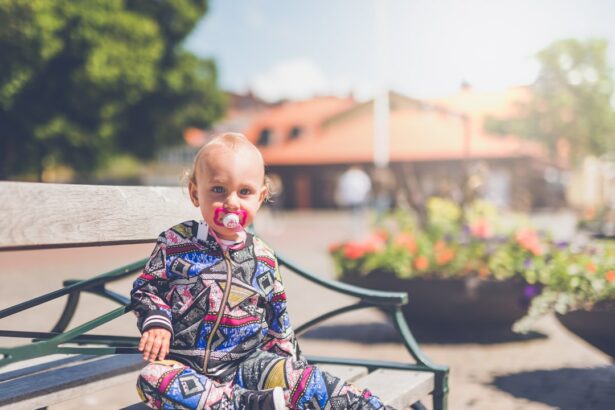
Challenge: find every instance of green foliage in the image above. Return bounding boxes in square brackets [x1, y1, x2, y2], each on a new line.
[486, 38, 615, 160]
[0, 0, 225, 180]
[330, 199, 544, 280]
[330, 198, 615, 334]
[513, 241, 615, 332]
[330, 198, 613, 290]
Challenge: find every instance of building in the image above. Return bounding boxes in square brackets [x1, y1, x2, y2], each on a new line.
[243, 88, 562, 211]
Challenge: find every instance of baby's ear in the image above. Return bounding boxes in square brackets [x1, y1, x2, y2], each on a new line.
[258, 185, 269, 204]
[188, 181, 199, 207]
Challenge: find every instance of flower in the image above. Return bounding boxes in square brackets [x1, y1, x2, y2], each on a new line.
[515, 228, 542, 256]
[329, 198, 614, 317]
[434, 240, 455, 266]
[470, 218, 492, 239]
[342, 242, 368, 260]
[513, 240, 615, 333]
[414, 255, 429, 271]
[328, 197, 615, 336]
[394, 232, 417, 254]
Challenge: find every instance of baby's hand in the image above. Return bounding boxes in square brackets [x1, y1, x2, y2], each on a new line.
[138, 327, 171, 362]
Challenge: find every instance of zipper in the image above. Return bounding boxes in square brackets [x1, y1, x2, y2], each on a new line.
[203, 250, 234, 373]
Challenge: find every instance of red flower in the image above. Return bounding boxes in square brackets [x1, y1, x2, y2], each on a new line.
[606, 270, 615, 282]
[343, 242, 367, 260]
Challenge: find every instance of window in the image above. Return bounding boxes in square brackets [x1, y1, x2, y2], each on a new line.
[288, 126, 302, 140]
[257, 128, 271, 146]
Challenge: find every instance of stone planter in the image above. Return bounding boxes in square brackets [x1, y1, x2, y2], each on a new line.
[556, 302, 615, 359]
[342, 271, 538, 340]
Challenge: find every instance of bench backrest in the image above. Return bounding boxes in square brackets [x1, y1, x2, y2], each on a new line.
[0, 182, 201, 251]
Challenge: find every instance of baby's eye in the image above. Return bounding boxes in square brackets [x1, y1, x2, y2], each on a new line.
[211, 186, 225, 194]
[239, 188, 252, 195]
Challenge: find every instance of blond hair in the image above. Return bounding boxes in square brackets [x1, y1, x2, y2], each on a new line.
[186, 132, 273, 201]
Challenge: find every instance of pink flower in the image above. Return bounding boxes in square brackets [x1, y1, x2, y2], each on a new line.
[515, 229, 542, 256]
[470, 219, 492, 239]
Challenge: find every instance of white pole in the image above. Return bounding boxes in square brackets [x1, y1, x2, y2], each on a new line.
[373, 0, 390, 169]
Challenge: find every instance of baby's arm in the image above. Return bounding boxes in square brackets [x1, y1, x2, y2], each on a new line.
[131, 235, 174, 361]
[261, 256, 304, 361]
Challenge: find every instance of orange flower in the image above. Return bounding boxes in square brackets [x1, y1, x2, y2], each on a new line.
[434, 240, 455, 265]
[470, 219, 492, 239]
[606, 270, 615, 282]
[395, 232, 417, 254]
[586, 263, 597, 274]
[373, 229, 389, 241]
[414, 255, 429, 271]
[436, 248, 455, 266]
[478, 265, 490, 278]
[515, 228, 542, 256]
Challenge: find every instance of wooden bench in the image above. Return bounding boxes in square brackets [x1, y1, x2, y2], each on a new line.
[0, 182, 449, 409]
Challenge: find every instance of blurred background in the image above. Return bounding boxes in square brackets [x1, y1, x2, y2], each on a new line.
[1, 0, 613, 226]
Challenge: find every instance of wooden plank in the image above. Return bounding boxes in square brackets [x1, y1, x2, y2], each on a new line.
[353, 369, 434, 408]
[3, 370, 142, 410]
[0, 182, 200, 251]
[0, 354, 145, 408]
[120, 402, 150, 410]
[0, 354, 94, 383]
[319, 364, 368, 383]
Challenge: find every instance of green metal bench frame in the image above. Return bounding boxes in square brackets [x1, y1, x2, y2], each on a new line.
[1, 255, 449, 409]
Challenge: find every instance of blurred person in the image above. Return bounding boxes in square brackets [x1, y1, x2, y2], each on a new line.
[131, 133, 392, 409]
[335, 166, 372, 238]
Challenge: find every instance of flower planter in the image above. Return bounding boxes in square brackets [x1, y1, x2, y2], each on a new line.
[342, 271, 538, 339]
[556, 303, 615, 359]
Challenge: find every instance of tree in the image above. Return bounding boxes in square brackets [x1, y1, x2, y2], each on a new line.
[0, 0, 225, 180]
[486, 39, 615, 161]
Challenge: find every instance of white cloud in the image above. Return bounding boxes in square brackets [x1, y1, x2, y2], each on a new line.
[250, 58, 330, 102]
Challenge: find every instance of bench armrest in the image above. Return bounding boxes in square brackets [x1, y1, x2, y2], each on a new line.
[278, 255, 408, 308]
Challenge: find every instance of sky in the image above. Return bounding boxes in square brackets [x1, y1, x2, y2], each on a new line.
[184, 0, 615, 102]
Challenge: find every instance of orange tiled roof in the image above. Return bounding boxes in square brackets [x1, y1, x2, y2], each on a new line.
[245, 89, 546, 166]
[243, 96, 355, 146]
[259, 107, 545, 165]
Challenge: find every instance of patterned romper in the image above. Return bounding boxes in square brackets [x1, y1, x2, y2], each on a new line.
[131, 220, 390, 409]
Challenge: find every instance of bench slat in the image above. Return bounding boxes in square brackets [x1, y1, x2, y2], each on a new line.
[353, 369, 434, 408]
[319, 364, 368, 383]
[0, 182, 200, 251]
[0, 354, 144, 409]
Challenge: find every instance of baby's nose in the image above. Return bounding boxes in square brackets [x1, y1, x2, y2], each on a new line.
[224, 193, 240, 210]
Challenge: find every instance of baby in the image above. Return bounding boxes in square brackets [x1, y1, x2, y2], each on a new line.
[131, 133, 392, 409]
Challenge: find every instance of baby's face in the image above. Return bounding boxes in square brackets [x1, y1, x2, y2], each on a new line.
[189, 145, 267, 241]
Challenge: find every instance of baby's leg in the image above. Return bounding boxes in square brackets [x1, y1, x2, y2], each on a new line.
[237, 350, 390, 409]
[137, 360, 236, 409]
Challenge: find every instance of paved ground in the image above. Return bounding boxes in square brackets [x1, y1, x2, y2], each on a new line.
[1, 209, 613, 409]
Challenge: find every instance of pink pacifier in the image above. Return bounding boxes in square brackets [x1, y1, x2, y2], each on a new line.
[214, 208, 247, 232]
